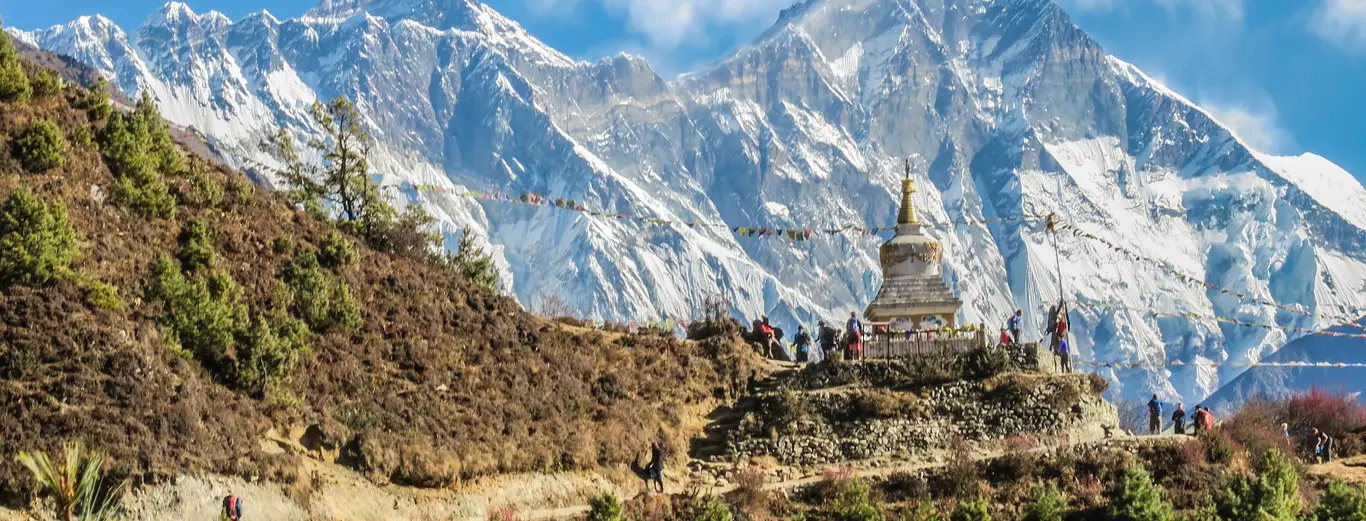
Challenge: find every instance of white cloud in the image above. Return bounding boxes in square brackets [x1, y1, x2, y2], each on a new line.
[1203, 102, 1297, 154]
[1312, 0, 1366, 52]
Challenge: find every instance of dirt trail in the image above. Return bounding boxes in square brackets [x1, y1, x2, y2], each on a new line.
[517, 433, 1192, 521]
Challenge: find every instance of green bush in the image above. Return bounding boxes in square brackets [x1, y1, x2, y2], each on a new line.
[1315, 479, 1366, 521]
[30, 69, 61, 98]
[1107, 465, 1172, 521]
[176, 220, 214, 272]
[83, 78, 112, 120]
[0, 30, 31, 103]
[83, 280, 124, 310]
[441, 228, 500, 293]
[1201, 431, 1234, 465]
[233, 311, 309, 398]
[273, 234, 296, 255]
[70, 126, 95, 149]
[318, 230, 359, 269]
[112, 166, 176, 219]
[147, 256, 245, 371]
[950, 500, 990, 521]
[12, 119, 68, 173]
[1023, 483, 1066, 521]
[897, 502, 940, 521]
[690, 495, 732, 521]
[281, 251, 360, 332]
[0, 190, 77, 287]
[587, 493, 626, 521]
[180, 166, 223, 208]
[1217, 450, 1301, 521]
[833, 478, 884, 521]
[1180, 500, 1221, 521]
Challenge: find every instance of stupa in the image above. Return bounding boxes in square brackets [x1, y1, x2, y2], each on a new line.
[863, 160, 962, 331]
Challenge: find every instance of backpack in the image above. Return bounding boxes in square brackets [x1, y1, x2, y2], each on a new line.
[224, 495, 242, 521]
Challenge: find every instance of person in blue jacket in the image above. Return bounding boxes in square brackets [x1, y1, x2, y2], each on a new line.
[1147, 394, 1164, 435]
[1007, 309, 1023, 344]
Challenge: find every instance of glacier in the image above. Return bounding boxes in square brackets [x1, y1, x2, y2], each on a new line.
[11, 0, 1366, 405]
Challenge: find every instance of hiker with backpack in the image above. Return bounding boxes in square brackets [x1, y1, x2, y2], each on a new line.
[793, 325, 813, 363]
[1315, 428, 1334, 463]
[1147, 394, 1164, 435]
[757, 316, 779, 359]
[846, 312, 864, 361]
[817, 321, 837, 362]
[222, 495, 243, 521]
[1007, 309, 1023, 344]
[1171, 403, 1187, 435]
[1056, 336, 1071, 373]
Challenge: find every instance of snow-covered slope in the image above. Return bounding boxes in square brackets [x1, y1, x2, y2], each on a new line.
[14, 0, 1366, 404]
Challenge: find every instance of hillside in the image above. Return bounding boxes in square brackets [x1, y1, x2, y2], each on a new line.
[0, 40, 756, 506]
[13, 0, 1366, 406]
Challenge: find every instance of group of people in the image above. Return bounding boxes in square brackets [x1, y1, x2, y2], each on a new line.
[751, 312, 867, 363]
[996, 303, 1071, 373]
[1147, 395, 1215, 435]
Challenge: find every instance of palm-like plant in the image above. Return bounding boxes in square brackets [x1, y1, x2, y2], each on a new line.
[15, 442, 124, 521]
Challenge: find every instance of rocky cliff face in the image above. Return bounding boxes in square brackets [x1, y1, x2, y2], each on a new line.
[14, 0, 1366, 403]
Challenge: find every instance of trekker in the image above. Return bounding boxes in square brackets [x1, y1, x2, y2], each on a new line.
[1283, 423, 1291, 442]
[1008, 309, 1023, 344]
[817, 321, 837, 362]
[793, 326, 813, 363]
[758, 316, 778, 359]
[1147, 394, 1163, 435]
[1045, 304, 1059, 338]
[1192, 406, 1206, 435]
[644, 441, 665, 492]
[222, 495, 243, 521]
[1172, 403, 1187, 435]
[1195, 405, 1214, 432]
[1315, 429, 1334, 464]
[998, 327, 1012, 346]
[846, 312, 864, 361]
[1056, 337, 1071, 373]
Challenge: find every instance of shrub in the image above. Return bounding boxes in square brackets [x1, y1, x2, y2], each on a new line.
[112, 168, 176, 219]
[16, 441, 124, 521]
[273, 234, 296, 255]
[950, 500, 990, 521]
[180, 166, 223, 208]
[30, 69, 62, 98]
[1222, 399, 1293, 460]
[70, 126, 95, 149]
[318, 230, 359, 269]
[1283, 388, 1366, 445]
[731, 466, 770, 516]
[1200, 431, 1234, 465]
[898, 502, 940, 521]
[832, 478, 884, 521]
[1181, 499, 1221, 521]
[147, 256, 245, 371]
[83, 78, 112, 120]
[1241, 449, 1300, 521]
[233, 311, 309, 398]
[487, 506, 520, 521]
[12, 119, 68, 173]
[588, 493, 627, 521]
[177, 220, 214, 272]
[1022, 483, 1066, 521]
[83, 280, 124, 310]
[0, 30, 31, 103]
[281, 251, 360, 332]
[441, 228, 500, 293]
[691, 495, 732, 521]
[1314, 479, 1366, 521]
[1106, 465, 1172, 521]
[959, 347, 1009, 379]
[0, 190, 77, 287]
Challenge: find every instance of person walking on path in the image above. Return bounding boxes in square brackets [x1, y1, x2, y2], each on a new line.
[1315, 429, 1334, 464]
[757, 316, 779, 359]
[1147, 394, 1164, 435]
[643, 442, 665, 492]
[817, 321, 837, 362]
[1056, 337, 1072, 373]
[1008, 310, 1023, 344]
[846, 312, 864, 361]
[1171, 403, 1187, 435]
[793, 326, 813, 363]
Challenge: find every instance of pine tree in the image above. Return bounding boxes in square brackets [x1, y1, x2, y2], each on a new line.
[587, 493, 626, 521]
[1252, 450, 1302, 521]
[443, 228, 500, 293]
[30, 69, 61, 97]
[0, 190, 77, 286]
[11, 118, 68, 172]
[1023, 483, 1066, 521]
[1315, 480, 1366, 521]
[950, 500, 991, 521]
[1107, 465, 1173, 521]
[0, 26, 32, 103]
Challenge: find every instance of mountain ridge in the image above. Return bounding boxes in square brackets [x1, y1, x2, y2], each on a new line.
[11, 0, 1366, 405]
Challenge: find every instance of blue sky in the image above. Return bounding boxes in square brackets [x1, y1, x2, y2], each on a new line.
[4, 0, 1365, 179]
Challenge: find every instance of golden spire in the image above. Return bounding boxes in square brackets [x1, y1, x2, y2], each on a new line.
[898, 158, 919, 225]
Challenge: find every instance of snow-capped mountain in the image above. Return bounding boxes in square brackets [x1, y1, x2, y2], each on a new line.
[13, 0, 1366, 404]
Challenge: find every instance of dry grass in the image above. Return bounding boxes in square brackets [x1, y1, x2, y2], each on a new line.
[0, 55, 758, 501]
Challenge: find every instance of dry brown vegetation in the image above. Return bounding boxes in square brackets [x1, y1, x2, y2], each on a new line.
[0, 53, 756, 502]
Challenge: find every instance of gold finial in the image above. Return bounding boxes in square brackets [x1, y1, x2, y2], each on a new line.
[898, 158, 919, 225]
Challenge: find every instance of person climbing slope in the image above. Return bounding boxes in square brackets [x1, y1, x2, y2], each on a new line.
[644, 441, 665, 492]
[793, 325, 813, 363]
[817, 321, 837, 363]
[222, 495, 243, 521]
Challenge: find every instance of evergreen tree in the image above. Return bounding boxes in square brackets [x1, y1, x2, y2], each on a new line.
[1023, 483, 1067, 521]
[587, 493, 626, 521]
[11, 118, 68, 172]
[1315, 480, 1366, 521]
[0, 26, 32, 103]
[832, 479, 884, 521]
[30, 69, 61, 97]
[950, 500, 991, 521]
[176, 220, 214, 272]
[83, 77, 112, 120]
[443, 228, 500, 293]
[1252, 450, 1302, 521]
[0, 190, 77, 287]
[1107, 465, 1173, 521]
